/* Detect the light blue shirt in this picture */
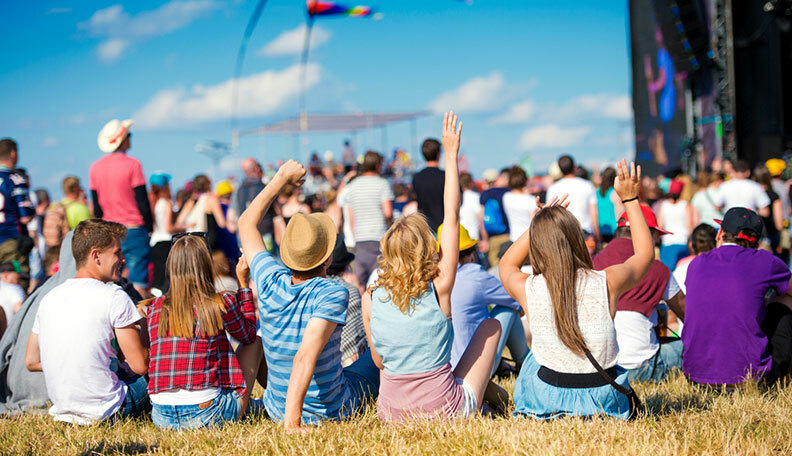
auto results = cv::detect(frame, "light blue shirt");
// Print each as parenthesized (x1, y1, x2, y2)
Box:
(450, 263, 520, 368)
(251, 251, 352, 424)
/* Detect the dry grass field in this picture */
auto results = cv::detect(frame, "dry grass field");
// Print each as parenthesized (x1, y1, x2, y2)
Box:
(2, 372, 791, 455)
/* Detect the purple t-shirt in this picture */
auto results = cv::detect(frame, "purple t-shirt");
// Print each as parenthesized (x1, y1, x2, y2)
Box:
(682, 245, 791, 384)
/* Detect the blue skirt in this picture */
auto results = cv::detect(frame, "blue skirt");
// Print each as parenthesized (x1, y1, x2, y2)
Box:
(512, 352, 632, 420)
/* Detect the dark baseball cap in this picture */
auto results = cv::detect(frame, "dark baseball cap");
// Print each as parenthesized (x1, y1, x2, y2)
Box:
(716, 207, 764, 238)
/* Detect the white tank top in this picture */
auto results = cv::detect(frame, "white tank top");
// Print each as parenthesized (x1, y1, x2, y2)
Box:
(150, 198, 173, 246)
(659, 199, 689, 246)
(525, 269, 618, 373)
(186, 193, 210, 233)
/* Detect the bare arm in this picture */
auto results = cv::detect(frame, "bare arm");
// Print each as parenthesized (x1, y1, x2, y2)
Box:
(604, 161, 654, 316)
(589, 201, 600, 240)
(284, 317, 337, 430)
(477, 206, 489, 253)
(381, 199, 393, 223)
(115, 323, 149, 375)
(25, 332, 42, 372)
(225, 207, 238, 234)
(361, 291, 384, 369)
(433, 112, 462, 317)
(666, 291, 685, 322)
(239, 161, 306, 265)
(773, 199, 784, 232)
(207, 195, 227, 230)
(757, 205, 770, 219)
(175, 198, 195, 228)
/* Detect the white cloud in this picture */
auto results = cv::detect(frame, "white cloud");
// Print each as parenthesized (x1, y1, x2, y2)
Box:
(134, 63, 321, 129)
(46, 7, 73, 15)
(554, 94, 632, 121)
(490, 100, 536, 125)
(42, 137, 60, 148)
(79, 1, 222, 63)
(427, 71, 507, 114)
(518, 124, 591, 150)
(258, 24, 331, 57)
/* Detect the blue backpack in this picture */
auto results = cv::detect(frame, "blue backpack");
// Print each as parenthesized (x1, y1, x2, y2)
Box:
(483, 198, 507, 235)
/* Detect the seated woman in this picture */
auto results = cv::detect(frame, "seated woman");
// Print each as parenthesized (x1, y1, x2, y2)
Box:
(363, 112, 504, 421)
(444, 223, 528, 376)
(143, 234, 265, 429)
(500, 160, 653, 419)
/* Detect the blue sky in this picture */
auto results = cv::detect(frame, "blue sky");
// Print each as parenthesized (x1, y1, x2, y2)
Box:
(1, 1, 634, 198)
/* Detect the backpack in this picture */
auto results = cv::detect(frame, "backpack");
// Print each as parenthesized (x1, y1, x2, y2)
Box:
(483, 198, 507, 235)
(42, 204, 68, 248)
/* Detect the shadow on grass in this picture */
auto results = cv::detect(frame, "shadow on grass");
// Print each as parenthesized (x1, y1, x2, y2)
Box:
(644, 391, 714, 415)
(79, 441, 156, 456)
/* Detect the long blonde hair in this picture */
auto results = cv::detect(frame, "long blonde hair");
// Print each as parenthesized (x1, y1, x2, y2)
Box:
(528, 207, 594, 355)
(375, 213, 439, 314)
(159, 235, 226, 338)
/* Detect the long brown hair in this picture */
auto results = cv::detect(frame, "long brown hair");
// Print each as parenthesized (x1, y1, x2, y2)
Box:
(528, 207, 594, 354)
(159, 235, 226, 338)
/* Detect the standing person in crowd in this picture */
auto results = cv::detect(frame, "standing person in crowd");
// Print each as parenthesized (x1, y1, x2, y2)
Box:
(25, 220, 150, 424)
(682, 207, 792, 386)
(341, 151, 394, 291)
(657, 179, 697, 271)
(59, 176, 91, 230)
(238, 160, 379, 430)
(177, 175, 227, 252)
(142, 236, 264, 430)
(459, 173, 481, 242)
(215, 180, 241, 265)
(754, 166, 785, 259)
(545, 155, 600, 242)
(0, 139, 34, 289)
(502, 160, 651, 419)
(326, 235, 368, 367)
(276, 184, 310, 231)
(148, 173, 178, 295)
(593, 205, 686, 382)
(446, 223, 528, 376)
(365, 112, 505, 421)
(90, 120, 154, 298)
(690, 172, 724, 228)
(673, 223, 717, 295)
(714, 160, 770, 216)
(596, 167, 621, 242)
(479, 168, 511, 268)
(502, 166, 538, 243)
(765, 158, 790, 218)
(228, 159, 278, 254)
(412, 138, 446, 232)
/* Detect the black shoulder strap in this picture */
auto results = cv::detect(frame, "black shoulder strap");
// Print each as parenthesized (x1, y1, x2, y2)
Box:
(582, 348, 632, 395)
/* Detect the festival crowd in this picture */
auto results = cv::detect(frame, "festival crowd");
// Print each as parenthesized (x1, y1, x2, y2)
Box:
(0, 110, 790, 429)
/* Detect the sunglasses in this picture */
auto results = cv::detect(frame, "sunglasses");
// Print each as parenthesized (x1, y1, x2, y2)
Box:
(172, 231, 209, 249)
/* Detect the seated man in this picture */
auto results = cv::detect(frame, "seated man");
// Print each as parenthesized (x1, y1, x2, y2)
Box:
(593, 206, 685, 382)
(238, 160, 379, 430)
(683, 207, 792, 386)
(24, 219, 149, 424)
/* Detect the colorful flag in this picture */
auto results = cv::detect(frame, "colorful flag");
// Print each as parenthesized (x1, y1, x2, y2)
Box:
(307, 1, 375, 17)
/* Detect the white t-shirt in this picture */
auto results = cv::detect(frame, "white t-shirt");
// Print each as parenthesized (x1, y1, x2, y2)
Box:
(659, 199, 690, 246)
(502, 191, 538, 242)
(32, 278, 142, 424)
(460, 189, 481, 240)
(713, 178, 771, 212)
(150, 198, 173, 246)
(545, 177, 597, 233)
(614, 275, 681, 369)
(0, 281, 25, 327)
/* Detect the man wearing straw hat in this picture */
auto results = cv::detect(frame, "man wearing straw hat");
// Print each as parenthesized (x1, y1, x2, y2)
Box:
(238, 160, 379, 431)
(89, 119, 154, 298)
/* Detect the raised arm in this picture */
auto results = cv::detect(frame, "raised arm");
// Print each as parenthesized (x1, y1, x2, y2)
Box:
(604, 160, 654, 315)
(238, 160, 306, 265)
(434, 112, 462, 315)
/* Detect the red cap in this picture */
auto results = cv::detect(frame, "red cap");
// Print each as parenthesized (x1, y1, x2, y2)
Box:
(617, 205, 673, 235)
(668, 179, 685, 196)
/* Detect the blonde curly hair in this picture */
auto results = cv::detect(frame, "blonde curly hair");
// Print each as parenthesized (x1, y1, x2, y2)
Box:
(374, 213, 439, 314)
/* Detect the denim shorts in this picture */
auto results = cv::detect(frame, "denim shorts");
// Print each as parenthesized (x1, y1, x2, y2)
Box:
(122, 227, 151, 287)
(151, 389, 245, 430)
(109, 375, 150, 422)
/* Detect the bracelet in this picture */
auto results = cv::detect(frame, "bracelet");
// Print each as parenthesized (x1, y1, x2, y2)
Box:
(621, 196, 639, 204)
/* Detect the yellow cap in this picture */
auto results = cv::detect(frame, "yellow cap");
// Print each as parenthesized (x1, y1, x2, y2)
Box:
(436, 223, 478, 252)
(216, 180, 233, 196)
(765, 158, 786, 176)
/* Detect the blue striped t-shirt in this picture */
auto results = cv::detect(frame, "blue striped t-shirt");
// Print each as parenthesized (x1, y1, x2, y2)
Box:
(251, 251, 352, 424)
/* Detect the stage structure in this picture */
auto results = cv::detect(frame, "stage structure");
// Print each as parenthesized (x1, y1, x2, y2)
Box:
(234, 111, 429, 162)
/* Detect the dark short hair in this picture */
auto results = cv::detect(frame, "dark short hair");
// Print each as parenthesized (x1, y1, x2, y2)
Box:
(72, 219, 127, 267)
(734, 160, 750, 174)
(43, 245, 61, 274)
(460, 246, 477, 262)
(193, 174, 211, 193)
(690, 224, 717, 255)
(721, 230, 759, 249)
(361, 151, 383, 173)
(0, 138, 17, 161)
(421, 138, 441, 162)
(558, 155, 575, 175)
(614, 226, 631, 239)
(290, 263, 327, 281)
(508, 166, 527, 189)
(34, 189, 50, 205)
(459, 172, 474, 190)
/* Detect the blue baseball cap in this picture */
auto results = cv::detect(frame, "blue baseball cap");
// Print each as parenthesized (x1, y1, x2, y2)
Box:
(149, 172, 172, 187)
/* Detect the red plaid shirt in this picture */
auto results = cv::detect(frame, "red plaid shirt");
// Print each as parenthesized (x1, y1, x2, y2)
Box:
(147, 288, 257, 396)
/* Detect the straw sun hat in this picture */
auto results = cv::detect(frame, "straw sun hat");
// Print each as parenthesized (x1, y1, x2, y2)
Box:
(280, 213, 337, 271)
(97, 119, 133, 153)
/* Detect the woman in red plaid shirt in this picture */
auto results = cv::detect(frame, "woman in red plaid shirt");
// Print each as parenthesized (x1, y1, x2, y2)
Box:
(142, 234, 264, 429)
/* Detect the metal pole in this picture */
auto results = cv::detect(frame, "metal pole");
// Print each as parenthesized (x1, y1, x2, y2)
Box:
(381, 126, 387, 154)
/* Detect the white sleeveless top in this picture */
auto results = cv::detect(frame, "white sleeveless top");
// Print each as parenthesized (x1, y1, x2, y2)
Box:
(659, 199, 690, 246)
(186, 193, 210, 233)
(525, 269, 618, 373)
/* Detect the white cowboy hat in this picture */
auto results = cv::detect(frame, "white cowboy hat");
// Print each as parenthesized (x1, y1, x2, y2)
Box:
(97, 119, 133, 153)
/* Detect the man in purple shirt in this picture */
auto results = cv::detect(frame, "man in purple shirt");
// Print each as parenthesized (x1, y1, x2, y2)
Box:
(682, 207, 792, 385)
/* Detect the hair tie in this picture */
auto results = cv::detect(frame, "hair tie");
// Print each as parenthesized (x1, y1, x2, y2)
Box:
(621, 196, 639, 204)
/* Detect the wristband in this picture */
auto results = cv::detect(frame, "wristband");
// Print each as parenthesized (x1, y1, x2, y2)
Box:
(621, 196, 639, 204)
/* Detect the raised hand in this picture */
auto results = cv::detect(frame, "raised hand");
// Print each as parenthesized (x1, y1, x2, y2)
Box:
(441, 111, 462, 158)
(613, 159, 641, 202)
(276, 159, 307, 186)
(236, 254, 250, 287)
(536, 193, 570, 210)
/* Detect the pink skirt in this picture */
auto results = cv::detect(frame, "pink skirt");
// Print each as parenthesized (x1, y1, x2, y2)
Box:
(377, 363, 466, 422)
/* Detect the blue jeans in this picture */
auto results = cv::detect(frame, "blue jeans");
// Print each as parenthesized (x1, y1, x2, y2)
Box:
(342, 348, 380, 413)
(109, 375, 150, 422)
(490, 306, 530, 376)
(152, 389, 248, 430)
(626, 339, 683, 382)
(659, 244, 689, 272)
(123, 227, 151, 287)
